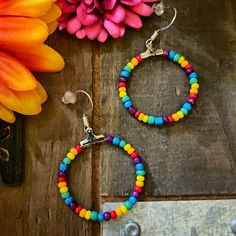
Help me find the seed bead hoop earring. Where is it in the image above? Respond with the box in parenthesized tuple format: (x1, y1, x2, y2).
(118, 4, 199, 126)
(58, 90, 145, 222)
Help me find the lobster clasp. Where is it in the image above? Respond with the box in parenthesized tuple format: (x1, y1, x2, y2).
(80, 114, 105, 147)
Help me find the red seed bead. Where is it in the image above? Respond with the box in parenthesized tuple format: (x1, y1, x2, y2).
(189, 93, 197, 99)
(75, 206, 82, 214)
(130, 151, 139, 159)
(134, 111, 141, 118)
(119, 82, 126, 87)
(136, 55, 142, 63)
(185, 64, 192, 70)
(75, 145, 83, 153)
(134, 186, 143, 193)
(167, 115, 174, 123)
(57, 177, 66, 182)
(110, 211, 117, 219)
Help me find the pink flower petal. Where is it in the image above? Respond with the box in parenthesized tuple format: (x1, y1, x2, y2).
(124, 10, 142, 29)
(84, 0, 94, 5)
(103, 19, 121, 38)
(130, 2, 154, 16)
(104, 4, 126, 23)
(94, 0, 104, 13)
(119, 24, 125, 37)
(77, 4, 100, 26)
(84, 20, 102, 40)
(66, 16, 82, 34)
(76, 28, 86, 39)
(120, 0, 141, 6)
(97, 28, 108, 42)
(102, 0, 117, 10)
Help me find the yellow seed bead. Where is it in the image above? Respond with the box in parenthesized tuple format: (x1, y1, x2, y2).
(177, 111, 184, 119)
(119, 87, 126, 92)
(115, 208, 122, 217)
(119, 91, 127, 98)
(79, 209, 87, 218)
(124, 144, 131, 151)
(143, 115, 149, 123)
(131, 58, 139, 66)
(128, 148, 135, 155)
(191, 83, 199, 89)
(172, 113, 179, 122)
(138, 113, 144, 121)
(59, 186, 68, 193)
(85, 210, 91, 220)
(136, 181, 144, 187)
(70, 148, 78, 156)
(137, 175, 145, 181)
(190, 88, 198, 94)
(58, 182, 67, 188)
(127, 62, 134, 69)
(120, 205, 128, 214)
(67, 152, 75, 160)
(178, 56, 185, 64)
(181, 60, 188, 68)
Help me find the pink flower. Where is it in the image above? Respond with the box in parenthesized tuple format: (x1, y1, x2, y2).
(57, 0, 160, 42)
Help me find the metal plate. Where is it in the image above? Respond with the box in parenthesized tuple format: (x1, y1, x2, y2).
(102, 200, 236, 236)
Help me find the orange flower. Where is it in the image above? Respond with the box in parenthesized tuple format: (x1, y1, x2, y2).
(0, 0, 64, 123)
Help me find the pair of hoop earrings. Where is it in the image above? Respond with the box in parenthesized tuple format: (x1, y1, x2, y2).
(57, 3, 199, 222)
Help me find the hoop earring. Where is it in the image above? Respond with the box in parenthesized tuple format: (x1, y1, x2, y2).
(58, 90, 146, 222)
(118, 4, 199, 126)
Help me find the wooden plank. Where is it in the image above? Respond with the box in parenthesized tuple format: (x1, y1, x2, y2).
(0, 32, 94, 236)
(102, 200, 236, 236)
(100, 0, 236, 196)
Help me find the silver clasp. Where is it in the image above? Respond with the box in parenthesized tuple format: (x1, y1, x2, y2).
(80, 114, 105, 148)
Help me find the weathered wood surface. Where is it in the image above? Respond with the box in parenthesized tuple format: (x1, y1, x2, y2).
(100, 0, 236, 196)
(0, 0, 235, 235)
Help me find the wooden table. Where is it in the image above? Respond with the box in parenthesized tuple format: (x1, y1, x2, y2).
(0, 0, 235, 235)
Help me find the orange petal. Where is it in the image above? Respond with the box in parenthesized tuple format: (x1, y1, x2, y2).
(0, 103, 15, 123)
(47, 21, 58, 34)
(35, 82, 48, 104)
(0, 51, 37, 91)
(0, 17, 48, 48)
(39, 4, 61, 23)
(0, 0, 54, 17)
(3, 44, 64, 72)
(0, 82, 42, 115)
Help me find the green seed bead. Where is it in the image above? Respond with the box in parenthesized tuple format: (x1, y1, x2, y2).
(61, 192, 70, 199)
(180, 108, 189, 115)
(91, 211, 98, 221)
(119, 140, 126, 148)
(63, 157, 71, 165)
(189, 78, 198, 85)
(173, 53, 181, 62)
(136, 170, 145, 176)
(125, 201, 133, 209)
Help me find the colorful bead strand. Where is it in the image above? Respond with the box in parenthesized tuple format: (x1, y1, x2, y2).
(57, 136, 145, 222)
(118, 50, 199, 125)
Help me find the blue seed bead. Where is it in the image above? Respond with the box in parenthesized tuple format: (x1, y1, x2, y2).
(136, 170, 145, 176)
(61, 192, 70, 199)
(59, 163, 68, 172)
(183, 102, 192, 111)
(123, 66, 132, 73)
(91, 211, 98, 221)
(173, 53, 181, 62)
(64, 196, 74, 205)
(155, 117, 164, 126)
(112, 137, 120, 145)
(169, 50, 176, 60)
(189, 78, 198, 85)
(189, 72, 198, 79)
(148, 116, 155, 125)
(120, 70, 130, 78)
(63, 157, 71, 165)
(119, 140, 126, 148)
(124, 101, 132, 108)
(98, 213, 104, 222)
(121, 96, 130, 103)
(180, 107, 189, 115)
(125, 201, 133, 209)
(136, 163, 144, 170)
(129, 196, 137, 205)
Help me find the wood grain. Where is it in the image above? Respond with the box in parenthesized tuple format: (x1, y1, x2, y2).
(100, 0, 236, 196)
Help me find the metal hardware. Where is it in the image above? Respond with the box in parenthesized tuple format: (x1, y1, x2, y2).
(80, 114, 105, 148)
(124, 220, 141, 236)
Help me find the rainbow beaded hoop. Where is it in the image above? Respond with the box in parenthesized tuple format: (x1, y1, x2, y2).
(118, 49, 199, 126)
(57, 134, 145, 222)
